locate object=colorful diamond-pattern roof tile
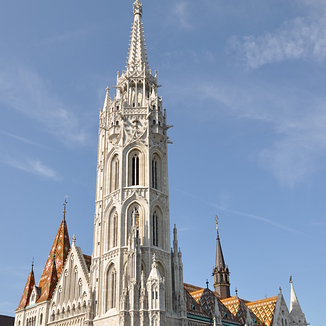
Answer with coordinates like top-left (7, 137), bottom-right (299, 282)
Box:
top-left (37, 218), bottom-right (70, 303)
top-left (16, 268), bottom-right (35, 310)
top-left (247, 296), bottom-right (277, 326)
top-left (37, 255), bottom-right (58, 303)
top-left (185, 288), bottom-right (210, 319)
top-left (221, 296), bottom-right (254, 325)
top-left (188, 286), bottom-right (242, 325)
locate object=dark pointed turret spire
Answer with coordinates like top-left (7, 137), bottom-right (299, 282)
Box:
top-left (16, 260), bottom-right (36, 310)
top-left (212, 216), bottom-right (230, 298)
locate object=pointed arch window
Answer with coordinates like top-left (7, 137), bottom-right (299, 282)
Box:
top-left (110, 155), bottom-right (119, 192)
top-left (153, 211), bottom-right (158, 246)
top-left (106, 265), bottom-right (117, 311)
top-left (152, 158), bottom-right (158, 189)
top-left (109, 211), bottom-right (118, 249)
top-left (132, 154), bottom-right (140, 185)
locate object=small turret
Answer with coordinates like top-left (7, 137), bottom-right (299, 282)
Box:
top-left (212, 216), bottom-right (231, 298)
top-left (16, 260), bottom-right (36, 310)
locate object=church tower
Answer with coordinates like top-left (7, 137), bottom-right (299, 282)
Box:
top-left (90, 1), bottom-right (185, 325)
top-left (212, 218), bottom-right (230, 299)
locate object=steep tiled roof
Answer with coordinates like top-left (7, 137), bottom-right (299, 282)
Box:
top-left (186, 284), bottom-right (241, 325)
top-left (221, 296), bottom-right (253, 324)
top-left (185, 288), bottom-right (211, 320)
top-left (83, 254), bottom-right (91, 272)
top-left (184, 283), bottom-right (204, 293)
top-left (16, 267), bottom-right (35, 310)
top-left (247, 296), bottom-right (277, 326)
top-left (37, 255), bottom-right (58, 303)
top-left (37, 218), bottom-right (70, 302)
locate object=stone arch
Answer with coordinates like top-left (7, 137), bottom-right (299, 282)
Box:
top-left (108, 207), bottom-right (119, 250)
top-left (107, 153), bottom-right (120, 193)
top-left (124, 201), bottom-right (145, 246)
top-left (106, 263), bottom-right (117, 311)
top-left (125, 144), bottom-right (146, 187)
top-left (151, 206), bottom-right (163, 248)
top-left (151, 151), bottom-right (163, 191)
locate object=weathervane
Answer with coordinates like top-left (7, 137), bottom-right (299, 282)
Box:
top-left (63, 195), bottom-right (68, 220)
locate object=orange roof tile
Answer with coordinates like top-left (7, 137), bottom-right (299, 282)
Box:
top-left (16, 267), bottom-right (35, 310)
top-left (37, 255), bottom-right (58, 303)
top-left (37, 218), bottom-right (70, 303)
top-left (221, 296), bottom-right (253, 324)
top-left (246, 296), bottom-right (277, 326)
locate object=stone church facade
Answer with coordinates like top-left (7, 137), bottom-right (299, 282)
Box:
top-left (15, 2), bottom-right (308, 326)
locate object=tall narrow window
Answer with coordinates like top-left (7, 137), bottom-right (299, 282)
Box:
top-left (153, 211), bottom-right (158, 246)
top-left (113, 213), bottom-right (118, 247)
top-left (110, 156), bottom-right (119, 192)
top-left (106, 266), bottom-right (117, 311)
top-left (109, 211), bottom-right (118, 249)
top-left (132, 154), bottom-right (139, 185)
top-left (152, 159), bottom-right (157, 189)
top-left (114, 159), bottom-right (119, 190)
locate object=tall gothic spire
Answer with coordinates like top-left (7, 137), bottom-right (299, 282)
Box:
top-left (127, 0), bottom-right (149, 74)
top-left (212, 217), bottom-right (230, 298)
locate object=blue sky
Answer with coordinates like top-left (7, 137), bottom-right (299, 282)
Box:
top-left (0, 1), bottom-right (324, 324)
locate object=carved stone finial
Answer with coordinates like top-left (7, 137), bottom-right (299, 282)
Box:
top-left (31, 257), bottom-right (34, 272)
top-left (152, 253), bottom-right (157, 268)
top-left (289, 275), bottom-right (293, 284)
top-left (72, 234), bottom-right (76, 245)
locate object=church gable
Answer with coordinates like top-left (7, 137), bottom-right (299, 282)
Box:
top-left (48, 236), bottom-right (90, 323)
top-left (271, 291), bottom-right (290, 326)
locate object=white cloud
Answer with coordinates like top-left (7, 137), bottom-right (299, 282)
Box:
top-left (43, 27), bottom-right (94, 45)
top-left (229, 15), bottom-right (326, 69)
top-left (0, 62), bottom-right (89, 146)
top-left (0, 130), bottom-right (48, 148)
top-left (174, 1), bottom-right (193, 30)
top-left (258, 108), bottom-right (326, 187)
top-left (173, 187), bottom-right (301, 234)
top-left (169, 75), bottom-right (326, 187)
top-left (1, 156), bottom-right (59, 180)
